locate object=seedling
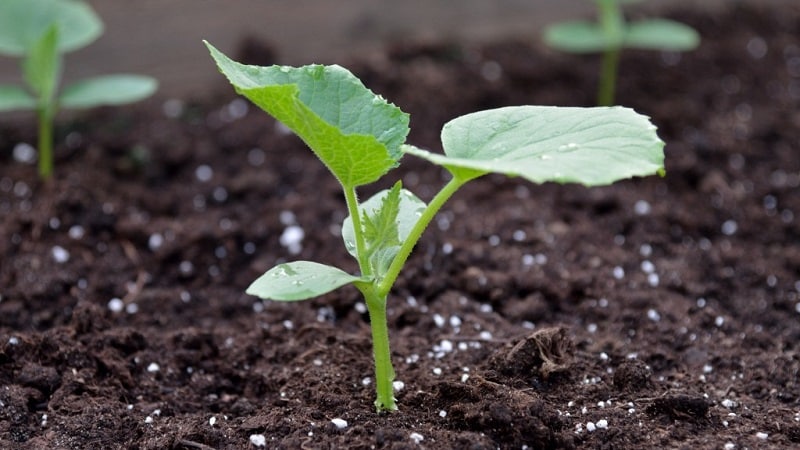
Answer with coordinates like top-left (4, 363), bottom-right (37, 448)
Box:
top-left (543, 0), bottom-right (699, 106)
top-left (205, 41), bottom-right (665, 412)
top-left (0, 0), bottom-right (157, 179)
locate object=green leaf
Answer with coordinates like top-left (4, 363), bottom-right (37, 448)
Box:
top-left (362, 182), bottom-right (403, 251)
top-left (247, 261), bottom-right (367, 302)
top-left (342, 184), bottom-right (427, 276)
top-left (543, 22), bottom-right (620, 53)
top-left (23, 25), bottom-right (60, 104)
top-left (0, 85), bottom-right (36, 111)
top-left (60, 75), bottom-right (158, 109)
top-left (403, 105), bottom-right (664, 186)
top-left (624, 19), bottom-right (700, 51)
top-left (0, 0), bottom-right (102, 56)
top-left (205, 41), bottom-right (409, 188)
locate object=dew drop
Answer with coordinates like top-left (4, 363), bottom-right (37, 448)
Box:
top-left (557, 142), bottom-right (580, 152)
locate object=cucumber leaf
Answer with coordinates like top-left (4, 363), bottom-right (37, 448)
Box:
top-left (341, 183), bottom-right (427, 278)
top-left (543, 22), bottom-right (619, 53)
top-left (0, 85), bottom-right (36, 111)
top-left (60, 75), bottom-right (158, 109)
top-left (205, 41), bottom-right (409, 188)
top-left (403, 105), bottom-right (664, 186)
top-left (0, 0), bottom-right (102, 56)
top-left (624, 19), bottom-right (700, 51)
top-left (22, 25), bottom-right (60, 104)
top-left (247, 261), bottom-right (368, 302)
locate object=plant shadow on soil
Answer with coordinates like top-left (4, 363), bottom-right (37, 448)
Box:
top-left (1, 3), bottom-right (800, 449)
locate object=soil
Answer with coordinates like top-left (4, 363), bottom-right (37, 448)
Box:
top-left (1, 3), bottom-right (799, 449)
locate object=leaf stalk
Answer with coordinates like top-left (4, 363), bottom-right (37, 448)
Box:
top-left (377, 174), bottom-right (469, 297)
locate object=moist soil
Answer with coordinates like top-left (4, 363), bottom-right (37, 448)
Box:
top-left (1, 3), bottom-right (799, 449)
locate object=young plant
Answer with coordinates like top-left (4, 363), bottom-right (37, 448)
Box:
top-left (543, 0), bottom-right (699, 106)
top-left (205, 41), bottom-right (665, 412)
top-left (0, 0), bottom-right (158, 179)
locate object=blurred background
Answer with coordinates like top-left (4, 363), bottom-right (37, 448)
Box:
top-left (0, 0), bottom-right (790, 98)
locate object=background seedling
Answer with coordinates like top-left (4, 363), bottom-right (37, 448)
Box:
top-left (206, 41), bottom-right (665, 412)
top-left (543, 0), bottom-right (699, 106)
top-left (0, 0), bottom-right (158, 179)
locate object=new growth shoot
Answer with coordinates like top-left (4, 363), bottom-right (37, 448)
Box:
top-left (205, 41), bottom-right (665, 412)
top-left (543, 0), bottom-right (699, 106)
top-left (0, 0), bottom-right (157, 179)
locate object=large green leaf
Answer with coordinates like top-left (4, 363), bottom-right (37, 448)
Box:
top-left (404, 105), bottom-right (664, 186)
top-left (624, 19), bottom-right (700, 51)
top-left (543, 21), bottom-right (619, 53)
top-left (247, 261), bottom-right (367, 302)
top-left (205, 41), bottom-right (409, 188)
top-left (0, 85), bottom-right (36, 111)
top-left (60, 75), bottom-right (158, 109)
top-left (0, 0), bottom-right (102, 56)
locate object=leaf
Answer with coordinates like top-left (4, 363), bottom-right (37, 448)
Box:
top-left (205, 41), bottom-right (409, 188)
top-left (403, 105), bottom-right (664, 186)
top-left (22, 25), bottom-right (60, 103)
top-left (342, 184), bottom-right (426, 257)
top-left (0, 0), bottom-right (102, 56)
top-left (60, 75), bottom-right (158, 109)
top-left (0, 85), bottom-right (36, 111)
top-left (624, 19), bottom-right (700, 51)
top-left (362, 181), bottom-right (403, 251)
top-left (543, 21), bottom-right (620, 53)
top-left (247, 261), bottom-right (367, 302)
top-left (342, 184), bottom-right (427, 276)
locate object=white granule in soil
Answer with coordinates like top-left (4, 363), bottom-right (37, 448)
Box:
top-left (249, 434), bottom-right (266, 447)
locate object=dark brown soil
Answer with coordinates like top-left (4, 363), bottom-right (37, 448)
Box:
top-left (2, 3), bottom-right (799, 449)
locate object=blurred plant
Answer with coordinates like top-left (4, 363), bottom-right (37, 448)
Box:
top-left (543, 0), bottom-right (699, 106)
top-left (0, 0), bottom-right (158, 179)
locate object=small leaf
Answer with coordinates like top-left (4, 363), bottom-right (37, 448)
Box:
top-left (404, 105), bottom-right (664, 187)
top-left (205, 41), bottom-right (409, 188)
top-left (247, 261), bottom-right (366, 302)
top-left (624, 19), bottom-right (700, 51)
top-left (23, 25), bottom-right (60, 103)
top-left (342, 185), bottom-right (427, 260)
top-left (0, 0), bottom-right (102, 56)
top-left (60, 75), bottom-right (158, 109)
top-left (362, 181), bottom-right (403, 251)
top-left (543, 22), bottom-right (619, 53)
top-left (0, 85), bottom-right (36, 111)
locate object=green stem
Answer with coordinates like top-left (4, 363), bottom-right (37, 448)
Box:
top-left (376, 174), bottom-right (469, 297)
top-left (343, 186), bottom-right (372, 277)
top-left (597, 47), bottom-right (620, 106)
top-left (596, 0), bottom-right (624, 106)
top-left (37, 106), bottom-right (54, 179)
top-left (362, 286), bottom-right (396, 412)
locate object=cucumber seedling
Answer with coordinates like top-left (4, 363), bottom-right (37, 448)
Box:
top-left (206, 41), bottom-right (665, 412)
top-left (0, 0), bottom-right (158, 179)
top-left (543, 0), bottom-right (699, 106)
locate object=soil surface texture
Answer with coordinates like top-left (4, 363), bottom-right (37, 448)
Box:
top-left (1, 3), bottom-right (799, 449)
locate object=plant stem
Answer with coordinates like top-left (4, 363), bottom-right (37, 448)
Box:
top-left (377, 175), bottom-right (468, 297)
top-left (343, 186), bottom-right (372, 277)
top-left (597, 47), bottom-right (620, 106)
top-left (362, 286), bottom-right (396, 412)
top-left (37, 107), bottom-right (54, 179)
top-left (596, 0), bottom-right (624, 106)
